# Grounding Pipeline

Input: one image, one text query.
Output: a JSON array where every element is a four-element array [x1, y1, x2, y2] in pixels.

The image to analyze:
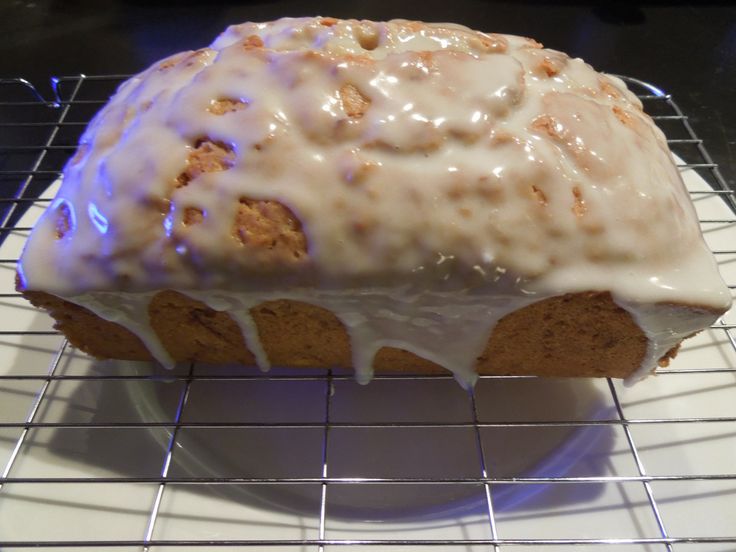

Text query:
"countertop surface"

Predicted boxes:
[[1, 0, 734, 188]]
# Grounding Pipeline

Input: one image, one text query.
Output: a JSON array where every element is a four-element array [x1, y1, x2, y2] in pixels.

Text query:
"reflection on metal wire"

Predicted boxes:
[[0, 78, 59, 108]]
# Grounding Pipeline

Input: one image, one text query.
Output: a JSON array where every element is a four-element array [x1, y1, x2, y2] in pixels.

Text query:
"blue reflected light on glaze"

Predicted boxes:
[[163, 212, 174, 237], [16, 261, 27, 290], [87, 202, 109, 235]]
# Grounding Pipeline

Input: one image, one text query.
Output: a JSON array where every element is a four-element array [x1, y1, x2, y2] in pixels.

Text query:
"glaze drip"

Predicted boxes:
[[64, 291, 176, 369], [68, 279, 547, 388]]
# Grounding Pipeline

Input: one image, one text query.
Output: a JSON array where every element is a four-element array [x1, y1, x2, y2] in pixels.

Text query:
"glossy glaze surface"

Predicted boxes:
[[17, 18, 731, 385]]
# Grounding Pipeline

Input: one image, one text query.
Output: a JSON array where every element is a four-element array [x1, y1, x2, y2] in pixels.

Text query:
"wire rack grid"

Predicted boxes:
[[0, 74, 734, 551]]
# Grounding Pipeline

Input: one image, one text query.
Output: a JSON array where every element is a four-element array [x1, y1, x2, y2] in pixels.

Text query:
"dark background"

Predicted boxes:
[[1, 0, 734, 187]]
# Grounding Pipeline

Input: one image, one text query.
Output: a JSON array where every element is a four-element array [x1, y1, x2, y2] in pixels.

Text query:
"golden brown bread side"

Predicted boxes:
[[24, 289, 656, 378]]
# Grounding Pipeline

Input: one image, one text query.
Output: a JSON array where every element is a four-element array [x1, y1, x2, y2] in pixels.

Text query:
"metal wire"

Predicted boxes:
[[0, 74, 733, 550], [142, 365, 194, 551], [470, 391, 501, 552], [317, 370, 333, 552]]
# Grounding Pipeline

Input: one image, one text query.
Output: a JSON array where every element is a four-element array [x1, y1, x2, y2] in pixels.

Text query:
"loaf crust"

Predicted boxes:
[[25, 289, 656, 378], [17, 18, 731, 382]]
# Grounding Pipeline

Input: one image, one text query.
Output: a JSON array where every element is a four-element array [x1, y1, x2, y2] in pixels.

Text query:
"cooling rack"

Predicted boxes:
[[0, 74, 734, 551]]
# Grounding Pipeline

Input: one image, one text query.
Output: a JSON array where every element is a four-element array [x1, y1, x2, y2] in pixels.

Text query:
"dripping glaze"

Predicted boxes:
[[18, 17, 731, 385]]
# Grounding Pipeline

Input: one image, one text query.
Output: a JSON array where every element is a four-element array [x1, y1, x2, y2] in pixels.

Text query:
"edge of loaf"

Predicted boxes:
[[16, 17, 732, 386]]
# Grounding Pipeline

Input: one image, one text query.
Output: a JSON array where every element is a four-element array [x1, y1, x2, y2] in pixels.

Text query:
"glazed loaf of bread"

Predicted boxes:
[[18, 17, 731, 386]]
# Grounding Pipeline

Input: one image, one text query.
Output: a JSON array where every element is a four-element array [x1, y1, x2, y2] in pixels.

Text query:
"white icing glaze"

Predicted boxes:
[[62, 291, 176, 369], [18, 17, 731, 383], [183, 290, 271, 372], [617, 299, 722, 385]]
